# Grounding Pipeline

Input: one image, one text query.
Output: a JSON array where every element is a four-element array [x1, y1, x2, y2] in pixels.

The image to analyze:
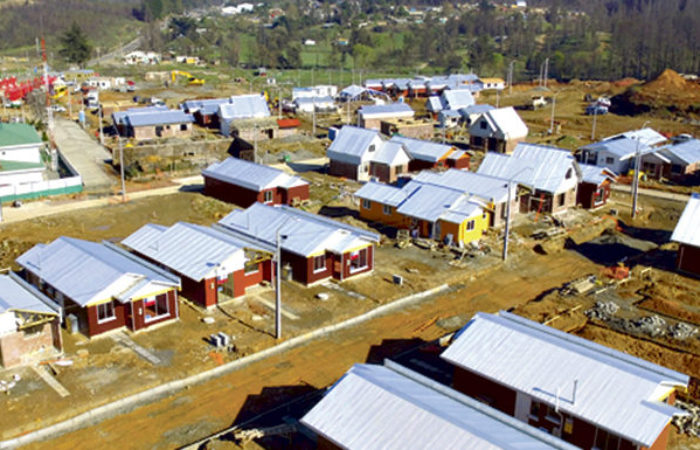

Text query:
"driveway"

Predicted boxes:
[[53, 118, 116, 192]]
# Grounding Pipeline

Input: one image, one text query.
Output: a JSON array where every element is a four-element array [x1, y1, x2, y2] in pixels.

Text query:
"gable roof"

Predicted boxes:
[[0, 123, 42, 148], [112, 106, 169, 125], [604, 127, 667, 146], [658, 138, 700, 165], [16, 238, 180, 307], [202, 157, 308, 191], [125, 109, 194, 127], [472, 107, 528, 140], [0, 273, 58, 316], [426, 96, 443, 112], [671, 193, 700, 247], [293, 96, 335, 106], [301, 363, 578, 450], [395, 182, 483, 223], [389, 136, 453, 162], [441, 88, 475, 110], [219, 95, 270, 120], [477, 143, 580, 194], [218, 204, 379, 257], [354, 181, 411, 207], [327, 126, 382, 165], [371, 141, 410, 166], [182, 98, 231, 115], [122, 222, 262, 281], [578, 163, 617, 185], [413, 169, 514, 204], [339, 85, 366, 98], [581, 137, 653, 161], [442, 311, 689, 448], [459, 104, 495, 117], [358, 103, 414, 119]]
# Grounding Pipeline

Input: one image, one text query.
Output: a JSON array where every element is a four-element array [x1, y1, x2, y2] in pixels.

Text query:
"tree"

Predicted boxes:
[[59, 22, 92, 66]]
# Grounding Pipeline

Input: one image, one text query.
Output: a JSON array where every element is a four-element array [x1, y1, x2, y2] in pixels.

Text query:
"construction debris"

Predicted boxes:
[[233, 423, 297, 444], [672, 399, 700, 437], [668, 322, 699, 340], [585, 301, 620, 320], [561, 275, 597, 296]]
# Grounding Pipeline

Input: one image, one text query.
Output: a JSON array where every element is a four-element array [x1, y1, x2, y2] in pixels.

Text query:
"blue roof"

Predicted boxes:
[[0, 273, 57, 316], [125, 109, 194, 127], [659, 138, 700, 165], [182, 98, 231, 115], [441, 89, 475, 110], [112, 106, 169, 125], [582, 137, 652, 160], [459, 104, 495, 116]]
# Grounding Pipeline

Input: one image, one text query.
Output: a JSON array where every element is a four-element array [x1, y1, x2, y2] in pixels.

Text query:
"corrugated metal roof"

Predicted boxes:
[[0, 274, 57, 316], [126, 109, 194, 127], [442, 89, 475, 110], [477, 107, 528, 140], [389, 136, 453, 162], [112, 106, 169, 125], [359, 103, 414, 118], [605, 127, 667, 146], [671, 193, 700, 247], [459, 104, 495, 116], [659, 139, 700, 165], [16, 237, 180, 307], [293, 96, 335, 105], [578, 163, 617, 185], [371, 141, 410, 166], [181, 98, 230, 115], [396, 183, 478, 223], [354, 181, 410, 207], [122, 222, 257, 281], [219, 95, 270, 120], [426, 96, 443, 112], [581, 137, 652, 160], [340, 85, 366, 98], [413, 169, 514, 204], [441, 311, 689, 448], [202, 157, 308, 191], [301, 363, 579, 450], [327, 126, 383, 165], [0, 123, 42, 147], [218, 204, 379, 257], [477, 144, 579, 194]]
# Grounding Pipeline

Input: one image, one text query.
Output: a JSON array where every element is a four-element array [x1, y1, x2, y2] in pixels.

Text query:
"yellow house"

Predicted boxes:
[[355, 181, 490, 247]]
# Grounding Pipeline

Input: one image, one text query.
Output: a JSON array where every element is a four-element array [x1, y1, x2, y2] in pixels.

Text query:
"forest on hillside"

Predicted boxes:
[[1, 0, 698, 82]]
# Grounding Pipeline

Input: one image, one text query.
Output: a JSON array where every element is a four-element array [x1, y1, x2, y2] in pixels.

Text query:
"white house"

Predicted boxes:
[[218, 95, 271, 137], [469, 106, 529, 154], [0, 123, 45, 188]]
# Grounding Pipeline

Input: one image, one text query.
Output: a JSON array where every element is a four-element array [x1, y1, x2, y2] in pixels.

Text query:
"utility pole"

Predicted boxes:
[[591, 106, 598, 140], [118, 134, 126, 202], [312, 98, 317, 137], [40, 38, 53, 133], [631, 120, 651, 219], [549, 94, 556, 134], [508, 60, 514, 96], [502, 180, 513, 261], [543, 57, 549, 89], [496, 89, 500, 108], [275, 228, 283, 340], [98, 105, 104, 146]]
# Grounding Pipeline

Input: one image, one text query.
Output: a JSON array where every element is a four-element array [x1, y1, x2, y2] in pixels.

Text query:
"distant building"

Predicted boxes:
[[390, 135, 469, 171], [577, 164, 616, 209], [357, 103, 414, 130], [293, 96, 337, 114], [0, 123, 45, 188], [671, 193, 700, 276], [116, 108, 194, 141], [181, 98, 231, 128], [291, 85, 337, 100], [202, 157, 309, 207], [442, 311, 689, 450], [218, 95, 271, 137], [380, 118, 434, 140], [657, 138, 700, 180]]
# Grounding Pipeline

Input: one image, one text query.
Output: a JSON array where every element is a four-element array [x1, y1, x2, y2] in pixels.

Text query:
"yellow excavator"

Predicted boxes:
[[171, 70, 205, 86]]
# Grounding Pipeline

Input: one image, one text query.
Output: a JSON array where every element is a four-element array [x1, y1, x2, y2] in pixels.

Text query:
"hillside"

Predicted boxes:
[[611, 69, 700, 118]]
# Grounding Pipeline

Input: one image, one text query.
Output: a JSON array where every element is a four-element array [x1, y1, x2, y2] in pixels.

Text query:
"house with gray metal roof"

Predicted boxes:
[[358, 103, 414, 130], [355, 180, 488, 247], [122, 222, 273, 308], [327, 126, 410, 183], [120, 108, 194, 141], [301, 362, 579, 450], [577, 136, 669, 177], [658, 138, 700, 180], [442, 311, 689, 450], [477, 143, 581, 214], [576, 164, 617, 209], [202, 157, 309, 207], [671, 193, 700, 276], [389, 136, 469, 171], [0, 273, 62, 368], [469, 106, 528, 154], [181, 98, 231, 128], [219, 94, 271, 137], [16, 237, 181, 338], [218, 203, 379, 285]]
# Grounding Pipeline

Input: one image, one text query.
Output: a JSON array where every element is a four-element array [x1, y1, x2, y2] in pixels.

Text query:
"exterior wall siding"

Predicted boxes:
[[204, 176, 261, 207], [678, 244, 700, 276], [577, 181, 610, 209], [86, 301, 128, 337], [328, 159, 360, 181], [359, 201, 409, 228]]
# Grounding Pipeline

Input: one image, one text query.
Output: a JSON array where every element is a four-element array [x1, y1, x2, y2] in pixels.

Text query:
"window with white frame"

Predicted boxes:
[[144, 295, 170, 322], [97, 301, 115, 323], [349, 248, 369, 272], [383, 204, 392, 215], [264, 190, 273, 202], [362, 199, 371, 209], [313, 254, 326, 273]]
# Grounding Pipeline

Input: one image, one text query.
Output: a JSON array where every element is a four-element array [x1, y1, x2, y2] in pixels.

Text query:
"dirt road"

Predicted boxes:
[[34, 250, 599, 450]]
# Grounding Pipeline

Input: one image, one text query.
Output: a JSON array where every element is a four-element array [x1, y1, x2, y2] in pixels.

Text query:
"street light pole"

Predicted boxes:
[[549, 95, 557, 134], [502, 180, 513, 261], [591, 106, 598, 140], [275, 228, 283, 340], [631, 120, 651, 219], [118, 134, 126, 202]]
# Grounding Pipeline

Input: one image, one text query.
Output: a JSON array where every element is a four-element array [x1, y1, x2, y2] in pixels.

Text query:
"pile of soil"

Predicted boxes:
[[611, 69, 700, 117], [639, 297, 700, 324]]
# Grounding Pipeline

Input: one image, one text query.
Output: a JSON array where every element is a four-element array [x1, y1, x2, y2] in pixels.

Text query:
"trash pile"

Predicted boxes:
[[668, 322, 699, 340], [0, 374, 21, 395], [672, 399, 700, 437], [585, 301, 619, 320]]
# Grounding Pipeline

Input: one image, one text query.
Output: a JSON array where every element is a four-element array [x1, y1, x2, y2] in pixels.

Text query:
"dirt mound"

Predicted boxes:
[[613, 77, 640, 88], [611, 69, 700, 117]]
